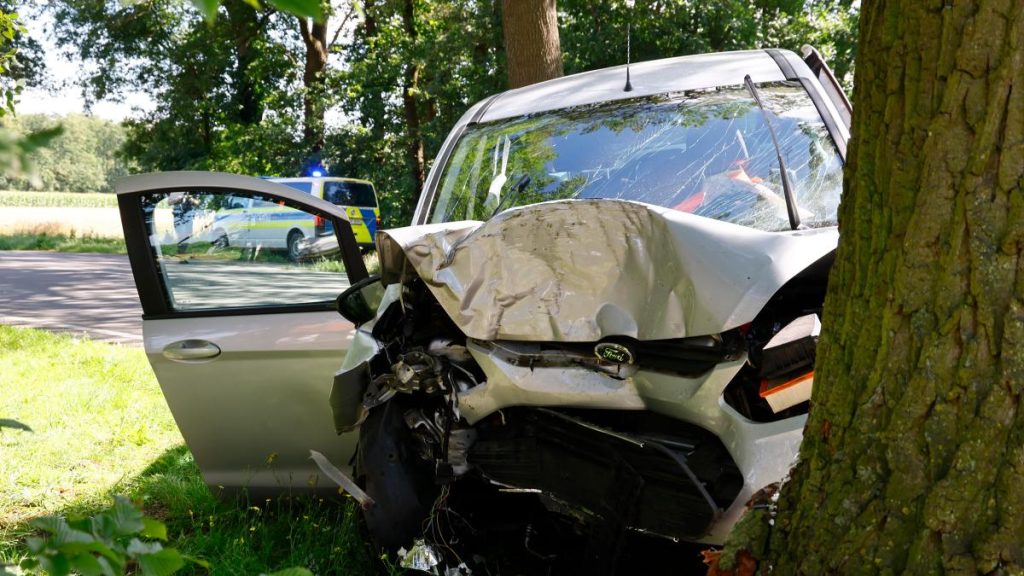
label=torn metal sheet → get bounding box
[378,199,836,342]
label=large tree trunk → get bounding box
[298,16,329,151]
[763,2,1024,573]
[502,0,562,88]
[401,0,425,217]
[224,0,265,125]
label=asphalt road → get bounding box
[0,251,143,345]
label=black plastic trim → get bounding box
[141,301,337,321]
[119,193,172,316]
[763,49,846,159]
[798,77,847,159]
[801,45,852,128]
[119,185,368,318]
[765,49,798,81]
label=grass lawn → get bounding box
[0,233,127,254]
[0,326,375,574]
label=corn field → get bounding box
[0,190,118,208]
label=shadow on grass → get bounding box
[4,445,380,575]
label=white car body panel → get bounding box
[117,171,365,493]
[142,310,360,491]
[380,200,838,342]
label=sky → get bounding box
[15,9,155,121]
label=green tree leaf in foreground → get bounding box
[16,496,201,576]
[188,0,323,21]
[0,418,31,431]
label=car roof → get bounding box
[270,176,374,186]
[114,171,351,221]
[476,49,790,123]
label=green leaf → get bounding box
[68,553,105,576]
[241,0,262,8]
[109,496,145,536]
[263,569,314,576]
[25,537,45,554]
[182,555,210,569]
[140,517,168,541]
[30,516,96,546]
[126,538,163,556]
[267,0,323,21]
[189,0,220,21]
[0,418,31,431]
[38,554,72,576]
[137,549,186,576]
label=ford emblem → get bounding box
[594,342,635,365]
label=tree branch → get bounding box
[297,15,313,46]
[329,4,357,49]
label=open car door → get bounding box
[116,172,368,494]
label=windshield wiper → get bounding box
[489,174,532,218]
[744,75,800,230]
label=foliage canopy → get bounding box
[37,0,858,226]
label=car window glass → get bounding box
[141,190,351,312]
[430,81,843,232]
[275,181,314,194]
[323,181,377,208]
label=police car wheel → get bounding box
[212,231,228,249]
[287,230,303,262]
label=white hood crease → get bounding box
[379,200,837,342]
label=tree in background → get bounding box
[502,0,563,89]
[339,0,505,224]
[294,1,357,151]
[1,114,130,192]
[40,0,858,227]
[559,0,857,90]
[0,4,59,181]
[50,0,307,173]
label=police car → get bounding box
[270,177,381,253]
[191,176,379,261]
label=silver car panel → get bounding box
[117,171,366,492]
[379,199,837,342]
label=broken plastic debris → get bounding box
[308,450,375,510]
[444,563,472,576]
[398,539,441,572]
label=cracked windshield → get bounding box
[140,191,351,311]
[430,81,843,231]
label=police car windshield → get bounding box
[428,82,843,232]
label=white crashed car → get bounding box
[116,47,850,571]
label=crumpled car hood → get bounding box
[378,200,837,341]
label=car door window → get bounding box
[149,189,351,311]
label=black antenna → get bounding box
[624,20,633,92]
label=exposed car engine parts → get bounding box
[331,255,830,573]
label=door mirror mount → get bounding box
[336,274,384,325]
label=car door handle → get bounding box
[163,340,222,362]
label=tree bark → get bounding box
[502,0,563,88]
[224,0,266,125]
[297,15,329,151]
[401,0,425,217]
[763,1,1024,573]
[296,3,355,152]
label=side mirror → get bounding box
[336,274,385,325]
